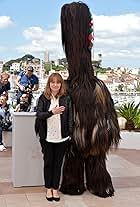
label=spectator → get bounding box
[15,93,31,112]
[0,72,11,98]
[0,95,12,152]
[15,66,39,104]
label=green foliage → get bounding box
[117,102,140,130]
[52,65,65,71]
[2,64,10,72]
[3,54,38,69]
[21,54,34,61]
[94,67,108,75]
[135,87,140,92]
[118,84,124,91]
[134,115,140,129]
[117,102,140,122]
[44,63,52,74]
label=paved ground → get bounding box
[0,147,140,207]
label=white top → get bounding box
[46,95,69,143]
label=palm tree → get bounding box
[117,102,140,130]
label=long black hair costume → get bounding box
[60,2,121,198]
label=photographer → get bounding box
[0,72,11,99]
[15,66,39,104]
[15,93,31,112]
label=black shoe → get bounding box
[53,197,60,202]
[46,196,53,202]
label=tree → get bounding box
[44,63,52,74]
[117,102,140,130]
[2,64,10,72]
[118,84,124,91]
[53,65,65,71]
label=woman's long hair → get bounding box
[61,2,94,83]
[44,73,66,99]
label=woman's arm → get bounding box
[36,95,53,119]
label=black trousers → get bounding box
[40,139,69,189]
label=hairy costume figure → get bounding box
[60,2,121,198]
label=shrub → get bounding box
[117,102,140,130]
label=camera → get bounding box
[19,101,30,112]
[24,84,32,94]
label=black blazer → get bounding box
[35,94,73,140]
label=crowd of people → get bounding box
[0,66,39,151]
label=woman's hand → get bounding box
[52,106,65,115]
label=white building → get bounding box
[10,62,20,72]
[97,73,108,80]
[44,49,49,63]
[49,70,69,80]
[0,61,4,72]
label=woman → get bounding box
[35,73,73,202]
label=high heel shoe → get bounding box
[46,188,53,202]
[52,189,60,202]
[46,196,53,202]
[53,196,60,202]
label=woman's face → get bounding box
[50,77,61,94]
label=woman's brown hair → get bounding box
[44,73,66,99]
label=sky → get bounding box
[0,0,140,68]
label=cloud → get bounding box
[23,27,45,40]
[16,24,63,59]
[94,14,140,36]
[93,13,140,64]
[0,16,13,29]
[0,46,10,55]
[16,13,140,67]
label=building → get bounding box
[0,61,4,72]
[10,62,20,72]
[44,49,49,63]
